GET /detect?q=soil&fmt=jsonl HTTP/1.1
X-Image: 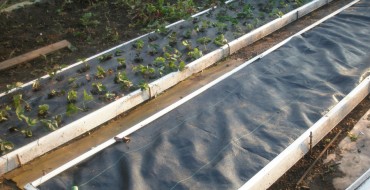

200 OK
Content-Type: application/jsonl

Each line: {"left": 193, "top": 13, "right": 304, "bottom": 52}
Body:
{"left": 0, "top": 0, "right": 212, "bottom": 92}
{"left": 270, "top": 96, "right": 370, "bottom": 190}
{"left": 0, "top": 0, "right": 367, "bottom": 189}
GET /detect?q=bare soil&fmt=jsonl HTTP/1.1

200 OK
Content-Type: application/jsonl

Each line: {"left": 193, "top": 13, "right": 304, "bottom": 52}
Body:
{"left": 0, "top": 0, "right": 210, "bottom": 92}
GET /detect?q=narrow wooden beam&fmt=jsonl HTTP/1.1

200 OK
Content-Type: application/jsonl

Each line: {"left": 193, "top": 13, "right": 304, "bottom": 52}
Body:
{"left": 0, "top": 40, "right": 72, "bottom": 71}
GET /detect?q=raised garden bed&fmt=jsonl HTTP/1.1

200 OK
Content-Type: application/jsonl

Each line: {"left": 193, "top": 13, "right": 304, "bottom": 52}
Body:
{"left": 0, "top": 0, "right": 332, "bottom": 174}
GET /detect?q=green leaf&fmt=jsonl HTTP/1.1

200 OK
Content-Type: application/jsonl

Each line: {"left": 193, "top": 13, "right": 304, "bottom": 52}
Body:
{"left": 15, "top": 105, "right": 24, "bottom": 121}
{"left": 139, "top": 81, "right": 149, "bottom": 91}
{"left": 40, "top": 119, "right": 59, "bottom": 131}
{"left": 54, "top": 115, "right": 62, "bottom": 124}
{"left": 67, "top": 90, "right": 78, "bottom": 103}
{"left": 0, "top": 140, "right": 14, "bottom": 153}
{"left": 66, "top": 103, "right": 80, "bottom": 116}
{"left": 21, "top": 129, "right": 33, "bottom": 138}
{"left": 20, "top": 114, "right": 38, "bottom": 126}
{"left": 38, "top": 104, "right": 49, "bottom": 115}
{"left": 179, "top": 61, "right": 185, "bottom": 71}
{"left": 92, "top": 82, "right": 107, "bottom": 92}
{"left": 13, "top": 94, "right": 22, "bottom": 108}
{"left": 83, "top": 89, "right": 93, "bottom": 101}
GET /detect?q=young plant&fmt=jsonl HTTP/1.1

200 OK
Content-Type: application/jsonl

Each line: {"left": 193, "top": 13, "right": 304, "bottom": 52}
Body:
{"left": 66, "top": 103, "right": 82, "bottom": 116}
{"left": 0, "top": 106, "right": 11, "bottom": 122}
{"left": 138, "top": 81, "right": 149, "bottom": 91}
{"left": 82, "top": 89, "right": 93, "bottom": 111}
{"left": 45, "top": 65, "right": 61, "bottom": 79}
{"left": 215, "top": 22, "right": 227, "bottom": 34}
{"left": 237, "top": 4, "right": 254, "bottom": 19}
{"left": 32, "top": 79, "right": 41, "bottom": 91}
{"left": 134, "top": 53, "right": 144, "bottom": 63}
{"left": 21, "top": 129, "right": 33, "bottom": 138}
{"left": 40, "top": 119, "right": 59, "bottom": 131}
{"left": 68, "top": 77, "right": 77, "bottom": 84}
{"left": 148, "top": 43, "right": 160, "bottom": 56}
{"left": 167, "top": 61, "right": 178, "bottom": 72}
{"left": 294, "top": 0, "right": 304, "bottom": 7}
{"left": 195, "top": 20, "right": 210, "bottom": 33}
{"left": 48, "top": 89, "right": 65, "bottom": 99}
{"left": 182, "top": 40, "right": 192, "bottom": 51}
{"left": 91, "top": 82, "right": 107, "bottom": 95}
{"left": 214, "top": 34, "right": 228, "bottom": 46}
{"left": 117, "top": 58, "right": 127, "bottom": 70}
{"left": 197, "top": 37, "right": 212, "bottom": 45}
{"left": 148, "top": 34, "right": 159, "bottom": 42}
{"left": 5, "top": 82, "right": 23, "bottom": 94}
{"left": 13, "top": 94, "right": 31, "bottom": 113}
{"left": 155, "top": 24, "right": 170, "bottom": 36}
{"left": 133, "top": 39, "right": 145, "bottom": 51}
{"left": 114, "top": 50, "right": 123, "bottom": 56}
{"left": 13, "top": 95, "right": 38, "bottom": 127}
{"left": 168, "top": 32, "right": 177, "bottom": 47}
{"left": 154, "top": 57, "right": 166, "bottom": 67}
{"left": 182, "top": 29, "right": 192, "bottom": 39}
{"left": 114, "top": 72, "right": 133, "bottom": 89}
{"left": 96, "top": 66, "right": 106, "bottom": 79}
{"left": 133, "top": 64, "right": 156, "bottom": 78}
{"left": 270, "top": 8, "right": 284, "bottom": 18}
{"left": 38, "top": 104, "right": 49, "bottom": 117}
{"left": 98, "top": 53, "right": 113, "bottom": 63}
{"left": 67, "top": 90, "right": 78, "bottom": 103}
{"left": 80, "top": 12, "right": 100, "bottom": 28}
{"left": 0, "top": 139, "right": 14, "bottom": 154}
{"left": 77, "top": 59, "right": 90, "bottom": 73}
{"left": 103, "top": 92, "right": 116, "bottom": 102}
{"left": 187, "top": 48, "right": 203, "bottom": 61}
{"left": 178, "top": 61, "right": 186, "bottom": 71}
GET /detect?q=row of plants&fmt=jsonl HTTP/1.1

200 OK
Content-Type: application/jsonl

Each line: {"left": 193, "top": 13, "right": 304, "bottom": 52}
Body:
{"left": 0, "top": 0, "right": 312, "bottom": 155}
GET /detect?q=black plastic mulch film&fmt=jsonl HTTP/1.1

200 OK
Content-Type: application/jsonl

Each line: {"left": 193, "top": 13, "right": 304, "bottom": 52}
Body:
{"left": 42, "top": 1, "right": 370, "bottom": 189}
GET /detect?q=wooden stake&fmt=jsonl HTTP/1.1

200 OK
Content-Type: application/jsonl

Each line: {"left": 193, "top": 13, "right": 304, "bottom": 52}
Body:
{"left": 309, "top": 131, "right": 313, "bottom": 154}
{"left": 296, "top": 130, "right": 342, "bottom": 187}
{"left": 0, "top": 40, "right": 72, "bottom": 71}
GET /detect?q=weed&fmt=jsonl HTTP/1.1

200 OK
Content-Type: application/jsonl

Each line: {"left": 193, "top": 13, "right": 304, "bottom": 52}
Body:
{"left": 80, "top": 12, "right": 100, "bottom": 28}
